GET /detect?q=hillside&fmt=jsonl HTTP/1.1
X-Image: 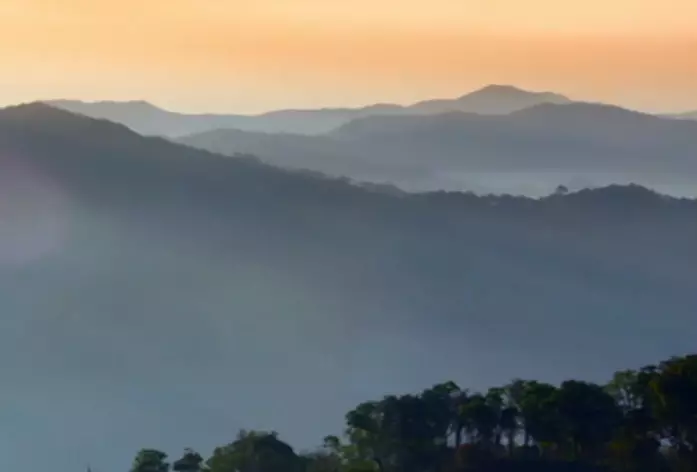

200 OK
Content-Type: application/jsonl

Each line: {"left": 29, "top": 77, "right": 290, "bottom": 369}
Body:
{"left": 179, "top": 102, "right": 697, "bottom": 196}
{"left": 44, "top": 99, "right": 257, "bottom": 136}
{"left": 409, "top": 84, "right": 570, "bottom": 114}
{"left": 1, "top": 103, "right": 696, "bottom": 472}
{"left": 44, "top": 85, "right": 572, "bottom": 137}
{"left": 329, "top": 102, "right": 697, "bottom": 171}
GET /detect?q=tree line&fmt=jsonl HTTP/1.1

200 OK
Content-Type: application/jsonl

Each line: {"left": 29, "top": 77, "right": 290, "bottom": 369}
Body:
{"left": 127, "top": 353, "right": 696, "bottom": 472}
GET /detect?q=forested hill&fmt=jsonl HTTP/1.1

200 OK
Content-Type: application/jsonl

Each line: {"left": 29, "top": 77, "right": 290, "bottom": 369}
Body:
{"left": 0, "top": 103, "right": 696, "bottom": 472}
{"left": 128, "top": 353, "right": 697, "bottom": 472}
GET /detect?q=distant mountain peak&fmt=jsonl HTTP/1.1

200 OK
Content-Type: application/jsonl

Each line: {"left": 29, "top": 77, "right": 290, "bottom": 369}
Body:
{"left": 461, "top": 84, "right": 570, "bottom": 102}
{"left": 408, "top": 84, "right": 571, "bottom": 115}
{"left": 467, "top": 84, "right": 529, "bottom": 95}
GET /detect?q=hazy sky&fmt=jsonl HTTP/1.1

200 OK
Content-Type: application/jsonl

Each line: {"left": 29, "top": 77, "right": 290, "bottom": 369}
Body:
{"left": 1, "top": 0, "right": 696, "bottom": 113}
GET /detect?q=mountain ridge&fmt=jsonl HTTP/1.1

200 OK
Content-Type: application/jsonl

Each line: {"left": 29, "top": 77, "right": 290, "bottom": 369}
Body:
{"left": 41, "top": 84, "right": 573, "bottom": 136}
{"left": 2, "top": 102, "right": 696, "bottom": 472}
{"left": 410, "top": 84, "right": 571, "bottom": 114}
{"left": 0, "top": 101, "right": 683, "bottom": 198}
{"left": 9, "top": 101, "right": 694, "bottom": 199}
{"left": 179, "top": 100, "right": 697, "bottom": 196}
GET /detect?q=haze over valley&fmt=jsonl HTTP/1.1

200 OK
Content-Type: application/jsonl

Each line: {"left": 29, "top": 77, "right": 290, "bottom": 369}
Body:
{"left": 42, "top": 85, "right": 697, "bottom": 197}
{"left": 1, "top": 102, "right": 696, "bottom": 472}
{"left": 3, "top": 1, "right": 697, "bottom": 471}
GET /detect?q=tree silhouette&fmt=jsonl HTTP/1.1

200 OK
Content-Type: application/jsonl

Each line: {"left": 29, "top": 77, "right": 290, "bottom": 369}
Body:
{"left": 126, "top": 353, "right": 697, "bottom": 472}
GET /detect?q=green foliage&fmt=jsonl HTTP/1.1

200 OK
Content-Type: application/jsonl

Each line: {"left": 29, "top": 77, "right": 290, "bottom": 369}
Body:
{"left": 650, "top": 355, "right": 697, "bottom": 465}
{"left": 555, "top": 380, "right": 622, "bottom": 459}
{"left": 127, "top": 354, "right": 697, "bottom": 472}
{"left": 206, "top": 430, "right": 301, "bottom": 472}
{"left": 173, "top": 449, "right": 204, "bottom": 472}
{"left": 130, "top": 449, "right": 169, "bottom": 472}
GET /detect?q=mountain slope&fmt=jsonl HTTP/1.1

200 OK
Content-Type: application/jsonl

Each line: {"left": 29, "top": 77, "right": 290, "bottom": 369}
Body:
{"left": 179, "top": 102, "right": 697, "bottom": 195}
{"left": 344, "top": 102, "right": 697, "bottom": 171}
{"left": 44, "top": 85, "right": 573, "bottom": 136}
{"left": 175, "top": 128, "right": 427, "bottom": 184}
{"left": 2, "top": 103, "right": 696, "bottom": 472}
{"left": 43, "top": 99, "right": 257, "bottom": 136}
{"left": 409, "top": 84, "right": 570, "bottom": 114}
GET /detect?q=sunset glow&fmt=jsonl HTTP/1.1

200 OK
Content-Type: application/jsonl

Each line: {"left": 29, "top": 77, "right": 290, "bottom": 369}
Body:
{"left": 2, "top": 0, "right": 696, "bottom": 112}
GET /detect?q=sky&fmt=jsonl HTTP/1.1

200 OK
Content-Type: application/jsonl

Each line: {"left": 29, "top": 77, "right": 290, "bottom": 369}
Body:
{"left": 1, "top": 0, "right": 696, "bottom": 113}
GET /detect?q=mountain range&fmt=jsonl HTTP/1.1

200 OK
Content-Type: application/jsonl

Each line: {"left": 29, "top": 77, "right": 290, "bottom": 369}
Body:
{"left": 178, "top": 101, "right": 697, "bottom": 196}
{"left": 44, "top": 85, "right": 572, "bottom": 136}
{"left": 1, "top": 102, "right": 696, "bottom": 472}
{"left": 42, "top": 85, "right": 697, "bottom": 196}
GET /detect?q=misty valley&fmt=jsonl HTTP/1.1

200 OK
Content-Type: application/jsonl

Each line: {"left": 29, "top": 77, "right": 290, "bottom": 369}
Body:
{"left": 1, "top": 85, "right": 696, "bottom": 472}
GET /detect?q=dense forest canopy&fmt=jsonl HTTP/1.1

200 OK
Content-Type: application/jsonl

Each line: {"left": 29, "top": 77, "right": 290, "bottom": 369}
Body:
{"left": 127, "top": 353, "right": 697, "bottom": 472}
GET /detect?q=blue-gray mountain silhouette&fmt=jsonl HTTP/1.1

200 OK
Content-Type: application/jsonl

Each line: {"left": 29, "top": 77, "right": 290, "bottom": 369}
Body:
{"left": 178, "top": 102, "right": 697, "bottom": 195}
{"left": 1, "top": 103, "right": 695, "bottom": 472}
{"left": 44, "top": 85, "right": 571, "bottom": 136}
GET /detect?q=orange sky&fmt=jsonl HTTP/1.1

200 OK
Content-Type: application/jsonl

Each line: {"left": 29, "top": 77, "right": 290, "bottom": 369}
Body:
{"left": 1, "top": 0, "right": 696, "bottom": 113}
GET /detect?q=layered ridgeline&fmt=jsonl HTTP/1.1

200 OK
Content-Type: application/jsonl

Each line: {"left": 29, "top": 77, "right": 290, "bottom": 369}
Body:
{"left": 46, "top": 86, "right": 697, "bottom": 196}
{"left": 1, "top": 103, "right": 696, "bottom": 472}
{"left": 44, "top": 85, "right": 572, "bottom": 137}
{"left": 178, "top": 102, "right": 697, "bottom": 196}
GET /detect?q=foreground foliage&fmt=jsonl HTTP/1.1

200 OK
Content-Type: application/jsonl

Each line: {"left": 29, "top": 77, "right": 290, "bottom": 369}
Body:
{"left": 129, "top": 354, "right": 697, "bottom": 472}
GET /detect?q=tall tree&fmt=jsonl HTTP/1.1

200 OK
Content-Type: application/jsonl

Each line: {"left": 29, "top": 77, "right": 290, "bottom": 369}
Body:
{"left": 458, "top": 393, "right": 498, "bottom": 447}
{"left": 518, "top": 381, "right": 560, "bottom": 453}
{"left": 206, "top": 430, "right": 301, "bottom": 472}
{"left": 555, "top": 380, "right": 622, "bottom": 460}
{"left": 650, "top": 355, "right": 697, "bottom": 463}
{"left": 125, "top": 351, "right": 697, "bottom": 472}
{"left": 502, "top": 380, "right": 529, "bottom": 449}
{"left": 421, "top": 381, "right": 463, "bottom": 447}
{"left": 130, "top": 450, "right": 169, "bottom": 472}
{"left": 173, "top": 449, "right": 204, "bottom": 472}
